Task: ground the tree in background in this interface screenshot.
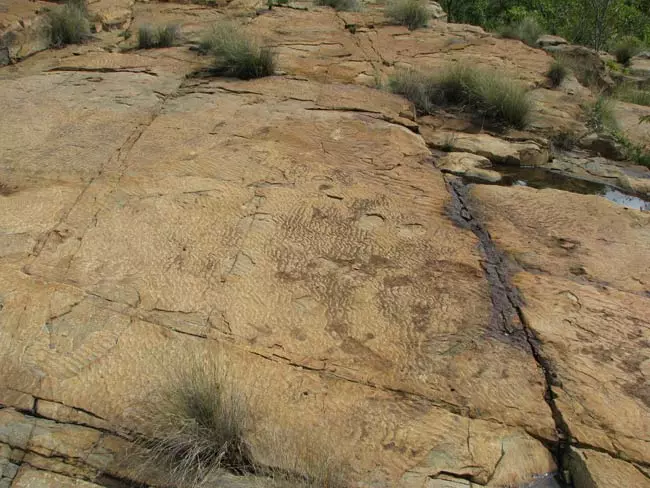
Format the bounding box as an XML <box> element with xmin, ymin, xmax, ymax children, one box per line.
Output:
<box><xmin>439</xmin><ymin>0</ymin><xmax>650</xmax><ymax>52</ymax></box>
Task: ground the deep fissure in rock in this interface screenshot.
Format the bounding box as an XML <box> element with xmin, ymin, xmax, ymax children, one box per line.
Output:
<box><xmin>444</xmin><ymin>175</ymin><xmax>573</xmax><ymax>487</ymax></box>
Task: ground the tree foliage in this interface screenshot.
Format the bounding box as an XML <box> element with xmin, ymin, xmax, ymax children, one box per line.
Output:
<box><xmin>439</xmin><ymin>0</ymin><xmax>650</xmax><ymax>51</ymax></box>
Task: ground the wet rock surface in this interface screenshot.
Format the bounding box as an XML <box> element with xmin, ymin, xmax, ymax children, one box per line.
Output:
<box><xmin>0</xmin><ymin>1</ymin><xmax>649</xmax><ymax>487</ymax></box>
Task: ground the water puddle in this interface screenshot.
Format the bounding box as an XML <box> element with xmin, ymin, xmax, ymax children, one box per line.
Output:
<box><xmin>467</xmin><ymin>166</ymin><xmax>649</xmax><ymax>211</ymax></box>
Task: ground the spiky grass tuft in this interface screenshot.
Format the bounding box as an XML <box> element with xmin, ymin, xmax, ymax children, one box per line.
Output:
<box><xmin>389</xmin><ymin>65</ymin><xmax>532</xmax><ymax>128</ymax></box>
<box><xmin>385</xmin><ymin>0</ymin><xmax>430</xmax><ymax>30</ymax></box>
<box><xmin>45</xmin><ymin>1</ymin><xmax>90</xmax><ymax>47</ymax></box>
<box><xmin>135</xmin><ymin>357</ymin><xmax>251</xmax><ymax>486</ymax></box>
<box><xmin>199</xmin><ymin>23</ymin><xmax>275</xmax><ymax>79</ymax></box>
<box><xmin>137</xmin><ymin>24</ymin><xmax>179</xmax><ymax>49</ymax></box>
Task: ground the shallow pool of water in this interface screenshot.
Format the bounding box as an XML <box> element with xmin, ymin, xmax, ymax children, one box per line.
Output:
<box><xmin>469</xmin><ymin>166</ymin><xmax>649</xmax><ymax>211</ymax></box>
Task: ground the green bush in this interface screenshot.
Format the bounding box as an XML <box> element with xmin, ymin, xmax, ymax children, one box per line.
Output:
<box><xmin>137</xmin><ymin>24</ymin><xmax>179</xmax><ymax>49</ymax></box>
<box><xmin>45</xmin><ymin>2</ymin><xmax>90</xmax><ymax>47</ymax></box>
<box><xmin>386</xmin><ymin>0</ymin><xmax>430</xmax><ymax>30</ymax></box>
<box><xmin>547</xmin><ymin>59</ymin><xmax>568</xmax><ymax>88</ymax></box>
<box><xmin>315</xmin><ymin>0</ymin><xmax>359</xmax><ymax>11</ymax></box>
<box><xmin>612</xmin><ymin>36</ymin><xmax>642</xmax><ymax>66</ymax></box>
<box><xmin>498</xmin><ymin>16</ymin><xmax>544</xmax><ymax>46</ymax></box>
<box><xmin>390</xmin><ymin>65</ymin><xmax>532</xmax><ymax>128</ymax></box>
<box><xmin>199</xmin><ymin>23</ymin><xmax>275</xmax><ymax>79</ymax></box>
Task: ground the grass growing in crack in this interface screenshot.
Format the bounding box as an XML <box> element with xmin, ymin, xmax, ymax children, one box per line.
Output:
<box><xmin>498</xmin><ymin>16</ymin><xmax>544</xmax><ymax>47</ymax></box>
<box><xmin>547</xmin><ymin>59</ymin><xmax>568</xmax><ymax>88</ymax></box>
<box><xmin>389</xmin><ymin>65</ymin><xmax>532</xmax><ymax>128</ymax></box>
<box><xmin>385</xmin><ymin>0</ymin><xmax>430</xmax><ymax>30</ymax></box>
<box><xmin>135</xmin><ymin>358</ymin><xmax>252</xmax><ymax>486</ymax></box>
<box><xmin>315</xmin><ymin>0</ymin><xmax>359</xmax><ymax>11</ymax></box>
<box><xmin>45</xmin><ymin>1</ymin><xmax>90</xmax><ymax>47</ymax></box>
<box><xmin>138</xmin><ymin>24</ymin><xmax>180</xmax><ymax>49</ymax></box>
<box><xmin>199</xmin><ymin>22</ymin><xmax>275</xmax><ymax>79</ymax></box>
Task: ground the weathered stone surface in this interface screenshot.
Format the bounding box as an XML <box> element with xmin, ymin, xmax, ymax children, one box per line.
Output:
<box><xmin>0</xmin><ymin>64</ymin><xmax>558</xmax><ymax>485</ymax></box>
<box><xmin>0</xmin><ymin>1</ymin><xmax>51</xmax><ymax>64</ymax></box>
<box><xmin>546</xmin><ymin>153</ymin><xmax>650</xmax><ymax>196</ymax></box>
<box><xmin>423</xmin><ymin>130</ymin><xmax>549</xmax><ymax>166</ymax></box>
<box><xmin>514</xmin><ymin>273</ymin><xmax>650</xmax><ymax>462</ymax></box>
<box><xmin>470</xmin><ymin>185</ymin><xmax>650</xmax><ymax>293</ymax></box>
<box><xmin>579</xmin><ymin>132</ymin><xmax>626</xmax><ymax>160</ymax></box>
<box><xmin>11</xmin><ymin>467</ymin><xmax>104</xmax><ymax>488</ymax></box>
<box><xmin>614</xmin><ymin>100</ymin><xmax>650</xmax><ymax>150</ymax></box>
<box><xmin>567</xmin><ymin>447</ymin><xmax>650</xmax><ymax>488</ymax></box>
<box><xmin>436</xmin><ymin>152</ymin><xmax>501</xmax><ymax>182</ymax></box>
<box><xmin>1</xmin><ymin>2</ymin><xmax>648</xmax><ymax>487</ymax></box>
<box><xmin>536</xmin><ymin>35</ymin><xmax>568</xmax><ymax>48</ymax></box>
<box><xmin>470</xmin><ymin>184</ymin><xmax>650</xmax><ymax>485</ymax></box>
<box><xmin>88</xmin><ymin>0</ymin><xmax>135</xmax><ymax>31</ymax></box>
<box><xmin>543</xmin><ymin>44</ymin><xmax>613</xmax><ymax>89</ymax></box>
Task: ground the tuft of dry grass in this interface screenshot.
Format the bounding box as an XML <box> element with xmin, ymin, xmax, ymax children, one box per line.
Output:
<box><xmin>385</xmin><ymin>0</ymin><xmax>430</xmax><ymax>30</ymax></box>
<box><xmin>137</xmin><ymin>24</ymin><xmax>180</xmax><ymax>49</ymax></box>
<box><xmin>547</xmin><ymin>59</ymin><xmax>568</xmax><ymax>88</ymax></box>
<box><xmin>134</xmin><ymin>356</ymin><xmax>252</xmax><ymax>487</ymax></box>
<box><xmin>315</xmin><ymin>0</ymin><xmax>360</xmax><ymax>11</ymax></box>
<box><xmin>389</xmin><ymin>64</ymin><xmax>532</xmax><ymax>128</ymax></box>
<box><xmin>199</xmin><ymin>22</ymin><xmax>276</xmax><ymax>79</ymax></box>
<box><xmin>45</xmin><ymin>1</ymin><xmax>90</xmax><ymax>47</ymax></box>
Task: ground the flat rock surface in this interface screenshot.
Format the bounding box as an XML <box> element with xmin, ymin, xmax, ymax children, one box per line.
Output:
<box><xmin>470</xmin><ymin>184</ymin><xmax>650</xmax><ymax>478</ymax></box>
<box><xmin>1</xmin><ymin>1</ymin><xmax>649</xmax><ymax>487</ymax></box>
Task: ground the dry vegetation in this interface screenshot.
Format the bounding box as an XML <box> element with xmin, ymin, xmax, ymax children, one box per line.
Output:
<box><xmin>385</xmin><ymin>0</ymin><xmax>430</xmax><ymax>30</ymax></box>
<box><xmin>199</xmin><ymin>23</ymin><xmax>276</xmax><ymax>79</ymax></box>
<box><xmin>389</xmin><ymin>65</ymin><xmax>532</xmax><ymax>128</ymax></box>
<box><xmin>45</xmin><ymin>0</ymin><xmax>90</xmax><ymax>47</ymax></box>
<box><xmin>137</xmin><ymin>24</ymin><xmax>180</xmax><ymax>49</ymax></box>
<box><xmin>133</xmin><ymin>353</ymin><xmax>348</xmax><ymax>488</ymax></box>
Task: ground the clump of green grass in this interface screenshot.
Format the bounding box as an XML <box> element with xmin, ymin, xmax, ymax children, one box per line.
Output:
<box><xmin>547</xmin><ymin>59</ymin><xmax>568</xmax><ymax>88</ymax></box>
<box><xmin>199</xmin><ymin>23</ymin><xmax>275</xmax><ymax>79</ymax></box>
<box><xmin>614</xmin><ymin>84</ymin><xmax>650</xmax><ymax>106</ymax></box>
<box><xmin>612</xmin><ymin>36</ymin><xmax>642</xmax><ymax>66</ymax></box>
<box><xmin>137</xmin><ymin>24</ymin><xmax>179</xmax><ymax>49</ymax></box>
<box><xmin>315</xmin><ymin>0</ymin><xmax>359</xmax><ymax>11</ymax></box>
<box><xmin>389</xmin><ymin>65</ymin><xmax>532</xmax><ymax>128</ymax></box>
<box><xmin>136</xmin><ymin>359</ymin><xmax>252</xmax><ymax>486</ymax></box>
<box><xmin>45</xmin><ymin>1</ymin><xmax>90</xmax><ymax>47</ymax></box>
<box><xmin>498</xmin><ymin>17</ymin><xmax>544</xmax><ymax>47</ymax></box>
<box><xmin>385</xmin><ymin>0</ymin><xmax>430</xmax><ymax>30</ymax></box>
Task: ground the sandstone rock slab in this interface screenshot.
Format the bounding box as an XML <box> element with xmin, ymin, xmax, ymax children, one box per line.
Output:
<box><xmin>423</xmin><ymin>130</ymin><xmax>549</xmax><ymax>166</ymax></box>
<box><xmin>470</xmin><ymin>185</ymin><xmax>650</xmax><ymax>294</ymax></box>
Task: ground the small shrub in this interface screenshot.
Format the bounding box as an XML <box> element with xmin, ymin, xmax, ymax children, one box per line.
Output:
<box><xmin>499</xmin><ymin>16</ymin><xmax>544</xmax><ymax>47</ymax></box>
<box><xmin>546</xmin><ymin>59</ymin><xmax>568</xmax><ymax>88</ymax></box>
<box><xmin>586</xmin><ymin>96</ymin><xmax>619</xmax><ymax>133</ymax></box>
<box><xmin>315</xmin><ymin>0</ymin><xmax>359</xmax><ymax>11</ymax></box>
<box><xmin>606</xmin><ymin>58</ymin><xmax>622</xmax><ymax>72</ymax></box>
<box><xmin>136</xmin><ymin>358</ymin><xmax>251</xmax><ymax>486</ymax></box>
<box><xmin>45</xmin><ymin>1</ymin><xmax>90</xmax><ymax>47</ymax></box>
<box><xmin>157</xmin><ymin>24</ymin><xmax>179</xmax><ymax>47</ymax></box>
<box><xmin>200</xmin><ymin>23</ymin><xmax>275</xmax><ymax>79</ymax></box>
<box><xmin>612</xmin><ymin>36</ymin><xmax>642</xmax><ymax>66</ymax></box>
<box><xmin>390</xmin><ymin>65</ymin><xmax>532</xmax><ymax>128</ymax></box>
<box><xmin>386</xmin><ymin>0</ymin><xmax>430</xmax><ymax>30</ymax></box>
<box><xmin>137</xmin><ymin>24</ymin><xmax>179</xmax><ymax>49</ymax></box>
